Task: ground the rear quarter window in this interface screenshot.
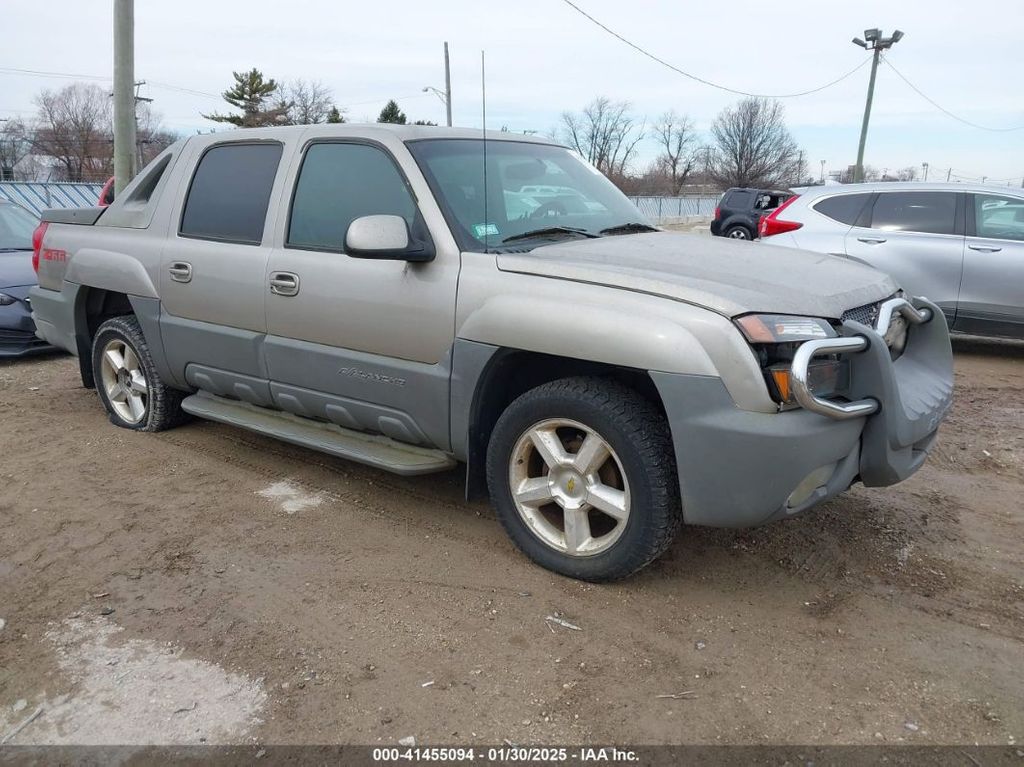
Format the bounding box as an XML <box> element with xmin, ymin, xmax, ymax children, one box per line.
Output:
<box><xmin>725</xmin><ymin>191</ymin><xmax>753</xmax><ymax>209</ymax></box>
<box><xmin>180</xmin><ymin>142</ymin><xmax>283</xmax><ymax>244</ymax></box>
<box><xmin>812</xmin><ymin>193</ymin><xmax>872</xmax><ymax>225</ymax></box>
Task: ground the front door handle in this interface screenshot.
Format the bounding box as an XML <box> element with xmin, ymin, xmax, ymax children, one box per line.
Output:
<box><xmin>168</xmin><ymin>262</ymin><xmax>192</xmax><ymax>283</ymax></box>
<box><xmin>968</xmin><ymin>244</ymin><xmax>1002</xmax><ymax>253</ymax></box>
<box><xmin>857</xmin><ymin>237</ymin><xmax>887</xmax><ymax>245</ymax></box>
<box><xmin>269</xmin><ymin>271</ymin><xmax>300</xmax><ymax>297</ymax></box>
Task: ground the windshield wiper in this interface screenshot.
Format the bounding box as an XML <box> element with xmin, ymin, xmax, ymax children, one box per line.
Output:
<box><xmin>0</xmin><ymin>247</ymin><xmax>32</xmax><ymax>252</ymax></box>
<box><xmin>501</xmin><ymin>226</ymin><xmax>599</xmax><ymax>244</ymax></box>
<box><xmin>599</xmin><ymin>222</ymin><xmax>659</xmax><ymax>236</ymax></box>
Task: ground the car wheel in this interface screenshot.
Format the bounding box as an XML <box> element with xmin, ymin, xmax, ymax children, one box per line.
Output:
<box><xmin>725</xmin><ymin>225</ymin><xmax>752</xmax><ymax>240</ymax></box>
<box><xmin>486</xmin><ymin>377</ymin><xmax>682</xmax><ymax>581</ymax></box>
<box><xmin>92</xmin><ymin>315</ymin><xmax>188</xmax><ymax>432</ymax></box>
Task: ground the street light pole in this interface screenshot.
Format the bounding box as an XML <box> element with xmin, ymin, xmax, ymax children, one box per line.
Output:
<box><xmin>113</xmin><ymin>0</ymin><xmax>136</xmax><ymax>194</ymax></box>
<box><xmin>922</xmin><ymin>161</ymin><xmax>929</xmax><ymax>181</ymax></box>
<box><xmin>851</xmin><ymin>28</ymin><xmax>903</xmax><ymax>183</ymax></box>
<box><xmin>443</xmin><ymin>41</ymin><xmax>453</xmax><ymax>128</ymax></box>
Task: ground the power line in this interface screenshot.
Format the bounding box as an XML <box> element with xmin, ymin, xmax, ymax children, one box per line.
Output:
<box><xmin>881</xmin><ymin>55</ymin><xmax>1024</xmax><ymax>132</ymax></box>
<box><xmin>557</xmin><ymin>0</ymin><xmax>871</xmax><ymax>98</ymax></box>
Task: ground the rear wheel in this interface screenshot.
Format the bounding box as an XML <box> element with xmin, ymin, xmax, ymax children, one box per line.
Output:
<box><xmin>92</xmin><ymin>315</ymin><xmax>188</xmax><ymax>432</ymax></box>
<box><xmin>486</xmin><ymin>377</ymin><xmax>682</xmax><ymax>581</ymax></box>
<box><xmin>725</xmin><ymin>225</ymin><xmax>752</xmax><ymax>240</ymax></box>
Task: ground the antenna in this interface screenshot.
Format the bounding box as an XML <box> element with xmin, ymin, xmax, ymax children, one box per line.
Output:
<box><xmin>481</xmin><ymin>50</ymin><xmax>489</xmax><ymax>253</ymax></box>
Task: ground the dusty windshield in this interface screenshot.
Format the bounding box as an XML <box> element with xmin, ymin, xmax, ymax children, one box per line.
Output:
<box><xmin>0</xmin><ymin>203</ymin><xmax>37</xmax><ymax>251</ymax></box>
<box><xmin>407</xmin><ymin>139</ymin><xmax>648</xmax><ymax>252</ymax></box>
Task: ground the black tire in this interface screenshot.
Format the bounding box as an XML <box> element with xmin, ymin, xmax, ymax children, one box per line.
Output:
<box><xmin>486</xmin><ymin>377</ymin><xmax>682</xmax><ymax>582</ymax></box>
<box><xmin>91</xmin><ymin>315</ymin><xmax>189</xmax><ymax>432</ymax></box>
<box><xmin>725</xmin><ymin>225</ymin><xmax>752</xmax><ymax>240</ymax></box>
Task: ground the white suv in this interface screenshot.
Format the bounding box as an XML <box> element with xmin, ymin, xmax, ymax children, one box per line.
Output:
<box><xmin>759</xmin><ymin>182</ymin><xmax>1024</xmax><ymax>339</ymax></box>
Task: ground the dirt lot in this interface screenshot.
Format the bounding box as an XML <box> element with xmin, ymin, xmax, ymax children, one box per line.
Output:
<box><xmin>1</xmin><ymin>338</ymin><xmax>1022</xmax><ymax>746</ymax></box>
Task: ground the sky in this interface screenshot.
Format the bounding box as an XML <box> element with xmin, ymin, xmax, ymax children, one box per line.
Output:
<box><xmin>2</xmin><ymin>0</ymin><xmax>1022</xmax><ymax>185</ymax></box>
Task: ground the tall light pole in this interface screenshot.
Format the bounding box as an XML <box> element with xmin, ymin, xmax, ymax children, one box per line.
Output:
<box><xmin>922</xmin><ymin>161</ymin><xmax>929</xmax><ymax>181</ymax></box>
<box><xmin>820</xmin><ymin>159</ymin><xmax>826</xmax><ymax>184</ymax></box>
<box><xmin>851</xmin><ymin>28</ymin><xmax>903</xmax><ymax>183</ymax></box>
<box><xmin>113</xmin><ymin>0</ymin><xmax>136</xmax><ymax>194</ymax></box>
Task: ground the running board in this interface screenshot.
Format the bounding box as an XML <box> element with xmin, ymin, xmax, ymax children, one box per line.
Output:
<box><xmin>181</xmin><ymin>392</ymin><xmax>457</xmax><ymax>476</ymax></box>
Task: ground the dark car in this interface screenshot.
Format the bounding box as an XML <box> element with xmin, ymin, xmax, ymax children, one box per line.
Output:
<box><xmin>710</xmin><ymin>187</ymin><xmax>792</xmax><ymax>240</ymax></box>
<box><xmin>0</xmin><ymin>200</ymin><xmax>54</xmax><ymax>358</ymax></box>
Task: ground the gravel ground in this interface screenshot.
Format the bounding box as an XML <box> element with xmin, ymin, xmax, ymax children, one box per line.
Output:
<box><xmin>0</xmin><ymin>337</ymin><xmax>1021</xmax><ymax>746</ymax></box>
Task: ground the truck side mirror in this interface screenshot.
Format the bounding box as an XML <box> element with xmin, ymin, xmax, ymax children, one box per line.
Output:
<box><xmin>345</xmin><ymin>215</ymin><xmax>434</xmax><ymax>262</ymax></box>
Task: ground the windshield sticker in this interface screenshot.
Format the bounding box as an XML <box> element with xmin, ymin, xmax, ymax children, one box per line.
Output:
<box><xmin>473</xmin><ymin>223</ymin><xmax>500</xmax><ymax>238</ymax></box>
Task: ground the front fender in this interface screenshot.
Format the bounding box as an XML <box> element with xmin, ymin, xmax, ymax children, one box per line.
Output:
<box><xmin>458</xmin><ymin>294</ymin><xmax>719</xmax><ymax>377</ymax></box>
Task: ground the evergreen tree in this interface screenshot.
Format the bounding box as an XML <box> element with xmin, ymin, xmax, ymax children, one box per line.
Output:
<box><xmin>203</xmin><ymin>69</ymin><xmax>289</xmax><ymax>128</ymax></box>
<box><xmin>413</xmin><ymin>119</ymin><xmax>438</xmax><ymax>126</ymax></box>
<box><xmin>377</xmin><ymin>100</ymin><xmax>407</xmax><ymax>125</ymax></box>
<box><xmin>326</xmin><ymin>105</ymin><xmax>346</xmax><ymax>124</ymax></box>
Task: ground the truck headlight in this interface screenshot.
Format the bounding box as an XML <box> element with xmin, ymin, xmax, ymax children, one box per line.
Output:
<box><xmin>0</xmin><ymin>293</ymin><xmax>17</xmax><ymax>307</ymax></box>
<box><xmin>735</xmin><ymin>314</ymin><xmax>848</xmax><ymax>407</ymax></box>
<box><xmin>735</xmin><ymin>314</ymin><xmax>836</xmax><ymax>343</ymax></box>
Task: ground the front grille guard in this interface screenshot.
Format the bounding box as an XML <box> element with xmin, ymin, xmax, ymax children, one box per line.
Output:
<box><xmin>790</xmin><ymin>298</ymin><xmax>933</xmax><ymax>420</ymax></box>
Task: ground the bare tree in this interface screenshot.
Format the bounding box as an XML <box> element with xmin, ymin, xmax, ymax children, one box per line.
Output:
<box><xmin>895</xmin><ymin>166</ymin><xmax>918</xmax><ymax>182</ymax></box>
<box><xmin>135</xmin><ymin>103</ymin><xmax>179</xmax><ymax>166</ymax></box>
<box><xmin>0</xmin><ymin>118</ymin><xmax>31</xmax><ymax>181</ymax></box>
<box><xmin>33</xmin><ymin>83</ymin><xmax>113</xmax><ymax>182</ymax></box>
<box><xmin>27</xmin><ymin>83</ymin><xmax>175</xmax><ymax>183</ymax></box>
<box><xmin>653</xmin><ymin>110</ymin><xmax>698</xmax><ymax>195</ymax></box>
<box><xmin>561</xmin><ymin>97</ymin><xmax>645</xmax><ymax>179</ymax></box>
<box><xmin>279</xmin><ymin>79</ymin><xmax>340</xmax><ymax>125</ymax></box>
<box><xmin>708</xmin><ymin>98</ymin><xmax>801</xmax><ymax>188</ymax></box>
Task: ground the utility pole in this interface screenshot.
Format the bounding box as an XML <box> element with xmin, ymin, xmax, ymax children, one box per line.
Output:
<box><xmin>113</xmin><ymin>0</ymin><xmax>136</xmax><ymax>194</ymax></box>
<box><xmin>133</xmin><ymin>81</ymin><xmax>154</xmax><ymax>169</ymax></box>
<box><xmin>851</xmin><ymin>28</ymin><xmax>904</xmax><ymax>183</ymax></box>
<box><xmin>820</xmin><ymin>159</ymin><xmax>826</xmax><ymax>184</ymax></box>
<box><xmin>922</xmin><ymin>161</ymin><xmax>929</xmax><ymax>181</ymax></box>
<box><xmin>946</xmin><ymin>168</ymin><xmax>952</xmax><ymax>181</ymax></box>
<box><xmin>443</xmin><ymin>42</ymin><xmax>453</xmax><ymax>128</ymax></box>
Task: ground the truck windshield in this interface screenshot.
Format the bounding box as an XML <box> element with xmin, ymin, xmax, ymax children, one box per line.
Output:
<box><xmin>406</xmin><ymin>139</ymin><xmax>647</xmax><ymax>252</ymax></box>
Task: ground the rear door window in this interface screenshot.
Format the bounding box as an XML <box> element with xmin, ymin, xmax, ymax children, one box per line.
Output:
<box><xmin>972</xmin><ymin>194</ymin><xmax>1024</xmax><ymax>242</ymax></box>
<box><xmin>813</xmin><ymin>193</ymin><xmax>872</xmax><ymax>225</ymax></box>
<box><xmin>180</xmin><ymin>142</ymin><xmax>283</xmax><ymax>244</ymax></box>
<box><xmin>868</xmin><ymin>191</ymin><xmax>958</xmax><ymax>235</ymax></box>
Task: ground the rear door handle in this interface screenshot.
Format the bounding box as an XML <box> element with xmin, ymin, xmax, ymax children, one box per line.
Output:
<box><xmin>269</xmin><ymin>271</ymin><xmax>300</xmax><ymax>297</ymax></box>
<box><xmin>968</xmin><ymin>244</ymin><xmax>1002</xmax><ymax>253</ymax></box>
<box><xmin>857</xmin><ymin>237</ymin><xmax>887</xmax><ymax>245</ymax></box>
<box><xmin>168</xmin><ymin>262</ymin><xmax>192</xmax><ymax>283</ymax></box>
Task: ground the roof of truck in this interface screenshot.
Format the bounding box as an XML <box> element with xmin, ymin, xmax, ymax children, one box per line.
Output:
<box><xmin>185</xmin><ymin>123</ymin><xmax>558</xmax><ymax>146</ymax></box>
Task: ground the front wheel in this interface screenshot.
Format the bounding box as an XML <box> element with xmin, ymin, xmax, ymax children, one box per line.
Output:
<box><xmin>486</xmin><ymin>377</ymin><xmax>682</xmax><ymax>581</ymax></box>
<box><xmin>92</xmin><ymin>315</ymin><xmax>188</xmax><ymax>432</ymax></box>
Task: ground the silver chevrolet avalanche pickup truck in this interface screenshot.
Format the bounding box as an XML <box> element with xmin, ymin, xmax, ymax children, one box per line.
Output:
<box><xmin>29</xmin><ymin>125</ymin><xmax>954</xmax><ymax>581</ymax></box>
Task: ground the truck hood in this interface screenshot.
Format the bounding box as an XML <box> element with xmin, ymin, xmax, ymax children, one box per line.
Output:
<box><xmin>496</xmin><ymin>232</ymin><xmax>898</xmax><ymax>318</ymax></box>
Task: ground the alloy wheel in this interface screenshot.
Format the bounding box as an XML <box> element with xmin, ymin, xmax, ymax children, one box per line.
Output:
<box><xmin>508</xmin><ymin>418</ymin><xmax>630</xmax><ymax>557</ymax></box>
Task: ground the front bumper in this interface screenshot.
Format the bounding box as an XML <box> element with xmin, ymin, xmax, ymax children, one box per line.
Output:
<box><xmin>0</xmin><ymin>291</ymin><xmax>57</xmax><ymax>359</ymax></box>
<box><xmin>651</xmin><ymin>296</ymin><xmax>953</xmax><ymax>527</ymax></box>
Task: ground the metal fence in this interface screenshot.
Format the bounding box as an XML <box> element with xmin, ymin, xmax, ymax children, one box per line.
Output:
<box><xmin>0</xmin><ymin>182</ymin><xmax>103</xmax><ymax>217</ymax></box>
<box><xmin>629</xmin><ymin>195</ymin><xmax>718</xmax><ymax>223</ymax></box>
